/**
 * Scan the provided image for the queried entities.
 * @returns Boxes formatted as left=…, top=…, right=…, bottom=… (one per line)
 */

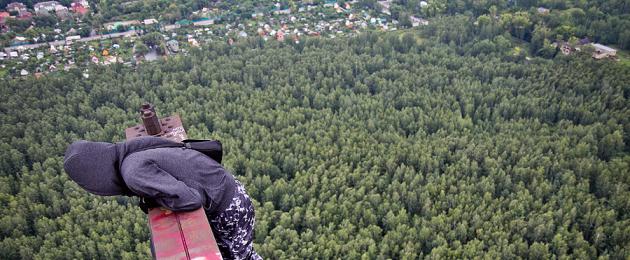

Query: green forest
left=1, top=13, right=629, bottom=259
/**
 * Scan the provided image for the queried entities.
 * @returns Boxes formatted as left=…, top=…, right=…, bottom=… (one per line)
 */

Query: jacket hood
left=64, top=136, right=179, bottom=196
left=64, top=140, right=128, bottom=196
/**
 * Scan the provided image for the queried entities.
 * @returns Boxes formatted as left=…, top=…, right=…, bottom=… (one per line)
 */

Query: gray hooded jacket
left=63, top=136, right=236, bottom=214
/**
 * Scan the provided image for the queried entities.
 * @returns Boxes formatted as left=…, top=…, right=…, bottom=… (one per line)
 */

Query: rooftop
left=592, top=43, right=616, bottom=53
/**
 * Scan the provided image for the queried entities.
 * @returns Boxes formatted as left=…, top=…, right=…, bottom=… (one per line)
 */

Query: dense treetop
left=1, top=14, right=629, bottom=259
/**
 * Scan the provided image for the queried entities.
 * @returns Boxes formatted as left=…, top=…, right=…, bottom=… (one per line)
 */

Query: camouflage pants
left=209, top=181, right=262, bottom=260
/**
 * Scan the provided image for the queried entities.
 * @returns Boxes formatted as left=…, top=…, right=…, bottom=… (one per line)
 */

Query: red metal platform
left=148, top=208, right=223, bottom=260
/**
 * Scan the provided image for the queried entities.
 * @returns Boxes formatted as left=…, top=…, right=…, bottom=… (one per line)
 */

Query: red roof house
left=276, top=30, right=285, bottom=41
left=0, top=11, right=10, bottom=23
left=71, top=3, right=89, bottom=15
left=0, top=12, right=8, bottom=32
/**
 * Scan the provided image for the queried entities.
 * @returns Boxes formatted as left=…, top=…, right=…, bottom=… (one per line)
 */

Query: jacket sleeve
left=122, top=159, right=202, bottom=211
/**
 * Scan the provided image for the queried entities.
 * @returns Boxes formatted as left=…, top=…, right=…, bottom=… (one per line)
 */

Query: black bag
left=181, top=139, right=223, bottom=164
left=139, top=139, right=223, bottom=164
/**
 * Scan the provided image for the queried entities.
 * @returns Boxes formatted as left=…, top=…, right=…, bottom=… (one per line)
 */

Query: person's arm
left=122, top=159, right=202, bottom=211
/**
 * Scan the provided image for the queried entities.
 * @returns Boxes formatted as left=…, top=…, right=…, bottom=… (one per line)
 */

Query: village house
left=65, top=35, right=80, bottom=45
left=17, top=11, right=32, bottom=20
left=537, top=7, right=550, bottom=14
left=143, top=18, right=158, bottom=25
left=323, top=0, right=336, bottom=7
left=188, top=37, right=199, bottom=47
left=176, top=19, right=192, bottom=26
left=106, top=55, right=119, bottom=64
left=193, top=19, right=214, bottom=26
left=6, top=2, right=27, bottom=14
left=163, top=24, right=181, bottom=31
left=70, top=2, right=89, bottom=16
left=166, top=40, right=179, bottom=53
left=55, top=5, right=68, bottom=12
left=0, top=52, right=6, bottom=60
left=274, top=9, right=291, bottom=15
left=257, top=27, right=265, bottom=36
left=66, top=27, right=77, bottom=35
left=34, top=1, right=62, bottom=14
left=410, top=16, right=429, bottom=27
left=55, top=5, right=71, bottom=19
left=73, top=0, right=89, bottom=8
left=591, top=43, right=617, bottom=59
left=377, top=0, right=392, bottom=15
left=104, top=20, right=141, bottom=31
left=276, top=30, right=285, bottom=41
left=0, top=11, right=9, bottom=31
left=12, top=36, right=28, bottom=45
left=344, top=19, right=353, bottom=29
left=0, top=11, right=10, bottom=22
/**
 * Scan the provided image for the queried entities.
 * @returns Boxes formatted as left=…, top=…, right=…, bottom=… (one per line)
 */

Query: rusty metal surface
left=139, top=103, right=162, bottom=135
left=125, top=115, right=187, bottom=142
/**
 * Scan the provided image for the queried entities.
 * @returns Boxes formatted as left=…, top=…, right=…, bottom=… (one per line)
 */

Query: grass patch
left=615, top=48, right=629, bottom=61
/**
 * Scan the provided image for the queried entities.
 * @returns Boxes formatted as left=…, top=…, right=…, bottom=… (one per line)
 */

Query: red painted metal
left=125, top=103, right=223, bottom=260
left=148, top=208, right=223, bottom=260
